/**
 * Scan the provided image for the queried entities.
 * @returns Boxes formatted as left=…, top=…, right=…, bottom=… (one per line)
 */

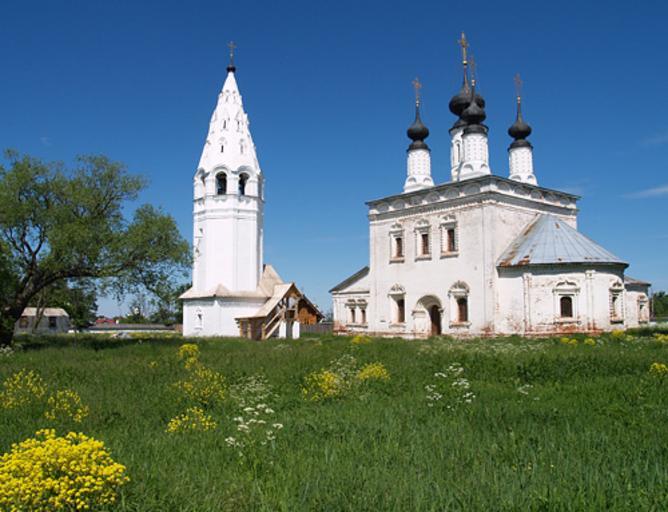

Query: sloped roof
left=21, top=307, right=69, bottom=317
left=624, top=275, right=651, bottom=287
left=329, top=266, right=370, bottom=293
left=180, top=264, right=284, bottom=300
left=498, top=215, right=627, bottom=268
left=236, top=283, right=298, bottom=319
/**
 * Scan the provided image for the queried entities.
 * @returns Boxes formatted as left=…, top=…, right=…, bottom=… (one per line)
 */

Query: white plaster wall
left=624, top=289, right=650, bottom=328
left=404, top=149, right=433, bottom=192
left=496, top=267, right=626, bottom=334
left=183, top=298, right=266, bottom=337
left=508, top=146, right=536, bottom=184
left=368, top=203, right=488, bottom=337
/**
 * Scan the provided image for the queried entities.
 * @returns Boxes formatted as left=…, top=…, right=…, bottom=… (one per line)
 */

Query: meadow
left=1, top=331, right=667, bottom=511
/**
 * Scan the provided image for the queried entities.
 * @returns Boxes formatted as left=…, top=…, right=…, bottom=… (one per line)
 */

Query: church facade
left=331, top=36, right=650, bottom=337
left=181, top=53, right=322, bottom=339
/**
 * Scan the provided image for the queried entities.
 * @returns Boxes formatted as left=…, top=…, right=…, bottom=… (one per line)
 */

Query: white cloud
left=625, top=185, right=668, bottom=199
left=641, top=132, right=668, bottom=147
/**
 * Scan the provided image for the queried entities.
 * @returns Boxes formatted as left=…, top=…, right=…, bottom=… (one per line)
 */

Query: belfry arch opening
left=238, top=173, right=249, bottom=196
left=216, top=173, right=227, bottom=195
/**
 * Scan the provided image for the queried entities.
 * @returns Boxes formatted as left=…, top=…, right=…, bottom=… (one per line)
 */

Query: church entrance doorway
left=429, top=305, right=442, bottom=336
left=415, top=295, right=442, bottom=337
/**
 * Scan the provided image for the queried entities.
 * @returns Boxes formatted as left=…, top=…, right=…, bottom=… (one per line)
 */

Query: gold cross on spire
left=514, top=73, right=523, bottom=104
left=469, top=55, right=477, bottom=87
left=228, top=41, right=237, bottom=65
left=458, top=32, right=469, bottom=66
left=412, top=77, right=422, bottom=106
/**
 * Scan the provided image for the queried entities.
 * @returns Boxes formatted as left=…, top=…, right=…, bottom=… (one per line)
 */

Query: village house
left=14, top=308, right=70, bottom=335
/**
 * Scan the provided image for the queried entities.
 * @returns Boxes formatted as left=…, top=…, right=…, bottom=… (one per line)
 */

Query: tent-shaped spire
left=197, top=62, right=261, bottom=174
left=498, top=215, right=627, bottom=267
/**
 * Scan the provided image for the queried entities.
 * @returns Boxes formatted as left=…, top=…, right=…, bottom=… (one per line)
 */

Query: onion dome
left=508, top=100, right=532, bottom=148
left=407, top=104, right=430, bottom=150
left=462, top=94, right=486, bottom=126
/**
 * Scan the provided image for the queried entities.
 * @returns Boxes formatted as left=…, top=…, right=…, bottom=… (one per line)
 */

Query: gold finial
left=227, top=41, right=237, bottom=65
left=514, top=73, right=523, bottom=104
left=458, top=32, right=469, bottom=66
left=469, top=55, right=477, bottom=87
left=412, top=77, right=422, bottom=106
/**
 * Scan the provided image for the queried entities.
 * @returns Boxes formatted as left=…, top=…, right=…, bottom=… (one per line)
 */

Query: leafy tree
left=0, top=151, right=190, bottom=344
left=29, top=281, right=98, bottom=331
left=149, top=282, right=190, bottom=325
left=653, top=291, right=668, bottom=319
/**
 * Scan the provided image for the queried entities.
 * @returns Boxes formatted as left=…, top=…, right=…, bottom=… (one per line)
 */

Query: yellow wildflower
left=357, top=362, right=391, bottom=382
left=559, top=337, right=578, bottom=346
left=177, top=343, right=200, bottom=362
left=649, top=362, right=668, bottom=376
left=166, top=407, right=217, bottom=434
left=174, top=364, right=226, bottom=405
left=653, top=333, right=668, bottom=343
left=351, top=334, right=372, bottom=345
left=610, top=329, right=626, bottom=339
left=0, top=369, right=47, bottom=408
left=44, top=389, right=89, bottom=423
left=302, top=370, right=343, bottom=401
left=0, top=429, right=129, bottom=511
left=584, top=337, right=596, bottom=346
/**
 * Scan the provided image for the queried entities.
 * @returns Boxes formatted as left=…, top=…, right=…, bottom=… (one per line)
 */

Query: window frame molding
left=440, top=216, right=459, bottom=258
left=389, top=223, right=405, bottom=263
left=553, top=280, right=580, bottom=323
left=414, top=218, right=432, bottom=261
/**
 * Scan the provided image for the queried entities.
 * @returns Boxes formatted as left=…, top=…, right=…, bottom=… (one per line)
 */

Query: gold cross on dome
left=228, top=41, right=237, bottom=63
left=458, top=32, right=469, bottom=65
left=412, top=77, right=422, bottom=105
left=514, top=73, right=523, bottom=102
left=469, top=55, right=477, bottom=86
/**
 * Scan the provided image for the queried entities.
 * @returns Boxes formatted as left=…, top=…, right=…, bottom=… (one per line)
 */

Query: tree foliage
left=0, top=151, right=190, bottom=343
left=653, top=291, right=668, bottom=319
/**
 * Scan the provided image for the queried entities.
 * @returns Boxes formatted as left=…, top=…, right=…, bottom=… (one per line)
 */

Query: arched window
left=216, top=173, right=227, bottom=195
left=240, top=140, right=245, bottom=154
left=560, top=296, right=573, bottom=318
left=238, top=173, right=249, bottom=196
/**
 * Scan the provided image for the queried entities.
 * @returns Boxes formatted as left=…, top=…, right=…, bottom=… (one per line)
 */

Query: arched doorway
left=429, top=305, right=442, bottom=336
left=414, top=295, right=443, bottom=337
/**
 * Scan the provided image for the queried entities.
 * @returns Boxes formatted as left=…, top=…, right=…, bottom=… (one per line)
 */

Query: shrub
left=302, top=370, right=344, bottom=401
left=0, top=429, right=129, bottom=511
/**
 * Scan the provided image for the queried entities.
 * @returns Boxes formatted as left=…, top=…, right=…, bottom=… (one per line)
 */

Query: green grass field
left=1, top=333, right=668, bottom=511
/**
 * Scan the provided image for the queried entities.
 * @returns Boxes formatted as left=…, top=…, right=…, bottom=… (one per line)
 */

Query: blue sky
left=2, top=0, right=667, bottom=316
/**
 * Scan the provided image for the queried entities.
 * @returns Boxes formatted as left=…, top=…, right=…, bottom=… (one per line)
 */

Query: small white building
left=14, top=308, right=70, bottom=335
left=331, top=35, right=650, bottom=337
left=180, top=52, right=322, bottom=339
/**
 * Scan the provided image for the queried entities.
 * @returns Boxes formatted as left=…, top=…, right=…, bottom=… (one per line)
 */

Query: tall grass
left=1, top=334, right=667, bottom=510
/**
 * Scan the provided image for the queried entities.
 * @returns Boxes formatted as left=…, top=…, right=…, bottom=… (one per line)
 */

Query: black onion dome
left=449, top=82, right=485, bottom=117
left=508, top=111, right=531, bottom=140
left=407, top=105, right=430, bottom=150
left=461, top=95, right=486, bottom=125
left=449, top=81, right=471, bottom=116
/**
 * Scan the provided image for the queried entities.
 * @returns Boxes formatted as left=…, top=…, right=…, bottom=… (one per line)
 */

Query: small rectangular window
left=395, top=236, right=403, bottom=258
left=396, top=298, right=405, bottom=323
left=447, top=228, right=456, bottom=252
left=421, top=233, right=430, bottom=255
left=18, top=317, right=28, bottom=328
left=360, top=308, right=367, bottom=324
left=349, top=307, right=356, bottom=324
left=48, top=316, right=57, bottom=329
left=457, top=298, right=468, bottom=323
left=560, top=296, right=573, bottom=318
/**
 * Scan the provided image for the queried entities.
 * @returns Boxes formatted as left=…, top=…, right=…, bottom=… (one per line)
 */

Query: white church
left=180, top=49, right=322, bottom=339
left=331, top=34, right=651, bottom=337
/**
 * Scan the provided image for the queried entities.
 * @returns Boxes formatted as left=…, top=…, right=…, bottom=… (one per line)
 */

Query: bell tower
left=191, top=43, right=264, bottom=294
